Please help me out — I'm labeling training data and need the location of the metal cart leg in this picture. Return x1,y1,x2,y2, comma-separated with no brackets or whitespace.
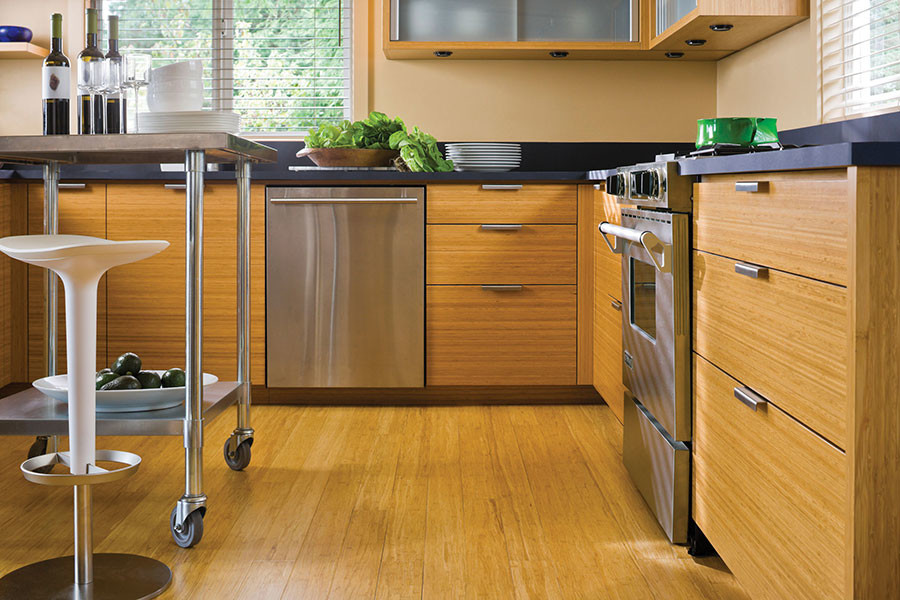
171,150,207,548
28,163,61,472
224,157,254,472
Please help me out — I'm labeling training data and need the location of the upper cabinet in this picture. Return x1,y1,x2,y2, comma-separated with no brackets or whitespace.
383,0,808,60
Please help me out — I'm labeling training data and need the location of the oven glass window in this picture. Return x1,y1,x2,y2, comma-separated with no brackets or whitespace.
630,258,657,341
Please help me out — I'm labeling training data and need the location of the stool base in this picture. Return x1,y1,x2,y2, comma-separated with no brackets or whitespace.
0,553,171,600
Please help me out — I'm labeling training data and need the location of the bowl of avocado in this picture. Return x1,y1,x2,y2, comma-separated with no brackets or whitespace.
32,352,218,412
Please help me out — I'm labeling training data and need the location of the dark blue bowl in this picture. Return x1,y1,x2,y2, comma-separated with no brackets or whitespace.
0,26,34,43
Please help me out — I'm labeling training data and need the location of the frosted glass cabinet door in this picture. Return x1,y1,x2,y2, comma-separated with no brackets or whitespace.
519,0,640,42
656,0,698,35
393,0,517,41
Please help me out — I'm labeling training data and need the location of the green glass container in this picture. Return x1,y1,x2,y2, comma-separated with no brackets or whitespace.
696,117,779,148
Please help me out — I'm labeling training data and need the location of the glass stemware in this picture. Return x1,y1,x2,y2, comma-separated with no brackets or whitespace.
123,53,151,133
77,54,106,134
104,55,126,133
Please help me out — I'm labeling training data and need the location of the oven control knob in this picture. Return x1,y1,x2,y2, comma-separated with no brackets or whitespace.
606,173,625,196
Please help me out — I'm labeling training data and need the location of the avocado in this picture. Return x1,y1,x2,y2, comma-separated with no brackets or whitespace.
100,375,141,391
95,371,118,390
111,352,142,376
136,370,162,389
161,368,186,388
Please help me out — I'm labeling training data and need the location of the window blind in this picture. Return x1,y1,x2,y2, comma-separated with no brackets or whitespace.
100,0,352,134
820,0,900,122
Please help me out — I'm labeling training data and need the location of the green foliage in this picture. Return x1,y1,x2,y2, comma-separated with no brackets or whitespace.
305,111,454,172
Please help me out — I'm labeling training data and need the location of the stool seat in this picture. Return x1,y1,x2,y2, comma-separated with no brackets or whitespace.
0,235,168,271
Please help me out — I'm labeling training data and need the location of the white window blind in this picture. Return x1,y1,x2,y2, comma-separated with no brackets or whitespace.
820,0,900,122
100,0,352,134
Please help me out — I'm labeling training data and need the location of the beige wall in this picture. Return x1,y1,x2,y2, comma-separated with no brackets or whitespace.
716,17,819,130
366,0,717,142
0,0,718,141
0,1,84,135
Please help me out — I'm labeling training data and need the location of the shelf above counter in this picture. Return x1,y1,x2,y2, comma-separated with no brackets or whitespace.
0,42,50,59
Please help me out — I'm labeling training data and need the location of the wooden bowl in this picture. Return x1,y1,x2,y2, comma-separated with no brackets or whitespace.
296,147,399,168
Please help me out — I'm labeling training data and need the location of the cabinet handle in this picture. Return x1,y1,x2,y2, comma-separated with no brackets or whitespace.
481,285,523,291
164,183,187,190
481,184,522,191
594,184,602,190
610,299,623,311
735,181,768,193
58,183,86,189
735,262,769,279
480,224,522,231
734,386,768,411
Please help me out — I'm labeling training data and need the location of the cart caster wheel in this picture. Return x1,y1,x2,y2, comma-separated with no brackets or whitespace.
170,507,204,548
27,436,54,474
224,438,252,471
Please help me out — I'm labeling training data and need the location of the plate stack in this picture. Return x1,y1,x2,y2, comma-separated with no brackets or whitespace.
138,110,241,134
445,143,522,172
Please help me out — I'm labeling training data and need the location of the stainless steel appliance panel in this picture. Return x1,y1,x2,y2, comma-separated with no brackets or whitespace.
620,208,691,441
623,395,690,543
266,187,424,387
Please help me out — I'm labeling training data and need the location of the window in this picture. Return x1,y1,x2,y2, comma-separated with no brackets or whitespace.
820,0,900,122
100,0,352,135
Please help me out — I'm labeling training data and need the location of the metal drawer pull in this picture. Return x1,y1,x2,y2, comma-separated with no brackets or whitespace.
480,224,522,231
734,386,768,411
599,221,671,274
481,184,523,191
269,198,415,204
58,183,86,189
735,262,769,279
594,184,602,190
735,181,768,193
481,285,523,291
164,183,187,190
610,299,623,311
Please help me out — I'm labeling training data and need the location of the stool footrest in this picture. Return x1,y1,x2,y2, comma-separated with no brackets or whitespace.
21,450,141,486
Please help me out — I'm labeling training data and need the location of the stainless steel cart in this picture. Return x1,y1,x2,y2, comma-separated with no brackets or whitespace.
0,134,276,548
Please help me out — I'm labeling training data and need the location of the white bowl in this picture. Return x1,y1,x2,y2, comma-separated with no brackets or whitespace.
33,371,219,413
148,89,204,112
150,78,204,94
149,59,202,82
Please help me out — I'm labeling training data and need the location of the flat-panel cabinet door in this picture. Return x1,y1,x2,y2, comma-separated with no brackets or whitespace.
593,294,626,422
105,183,239,380
27,183,107,380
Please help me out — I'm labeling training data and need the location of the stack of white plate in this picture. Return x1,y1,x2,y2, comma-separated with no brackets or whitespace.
446,143,522,172
138,110,241,134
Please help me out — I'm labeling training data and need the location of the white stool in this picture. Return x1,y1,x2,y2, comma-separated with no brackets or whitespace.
0,235,172,599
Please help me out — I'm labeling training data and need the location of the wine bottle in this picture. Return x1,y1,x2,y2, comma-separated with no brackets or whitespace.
77,8,104,134
42,13,70,135
105,15,125,134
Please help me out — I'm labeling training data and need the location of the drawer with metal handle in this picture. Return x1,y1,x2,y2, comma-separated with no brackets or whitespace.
426,224,576,285
692,250,849,447
426,184,577,224
693,353,845,600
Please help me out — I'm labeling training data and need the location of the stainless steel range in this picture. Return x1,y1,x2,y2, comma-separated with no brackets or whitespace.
599,160,692,544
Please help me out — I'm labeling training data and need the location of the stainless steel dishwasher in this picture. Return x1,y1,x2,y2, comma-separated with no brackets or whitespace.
266,186,424,387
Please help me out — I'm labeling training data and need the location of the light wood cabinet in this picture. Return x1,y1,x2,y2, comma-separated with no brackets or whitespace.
426,184,577,224
693,354,845,600
692,166,900,600
0,183,27,388
426,285,576,385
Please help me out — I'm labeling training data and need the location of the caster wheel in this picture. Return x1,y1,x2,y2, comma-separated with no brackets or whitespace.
27,436,54,474
170,507,204,548
223,438,252,471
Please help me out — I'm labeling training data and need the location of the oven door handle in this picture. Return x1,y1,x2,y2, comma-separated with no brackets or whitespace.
598,222,671,273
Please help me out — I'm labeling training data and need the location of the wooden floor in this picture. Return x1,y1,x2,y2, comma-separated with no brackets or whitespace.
0,405,749,599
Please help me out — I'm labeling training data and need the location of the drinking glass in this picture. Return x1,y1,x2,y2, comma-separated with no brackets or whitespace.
77,56,106,134
123,53,152,133
104,55,126,133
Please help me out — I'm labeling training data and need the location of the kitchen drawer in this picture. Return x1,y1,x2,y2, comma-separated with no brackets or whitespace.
693,354,846,600
426,285,576,385
593,185,623,302
426,224,575,285
593,294,626,423
693,250,848,447
427,184,577,224
693,171,850,286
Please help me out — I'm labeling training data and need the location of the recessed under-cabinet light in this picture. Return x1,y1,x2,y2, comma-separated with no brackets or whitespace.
665,52,685,58
433,50,452,58
709,24,734,32
549,51,569,58
685,39,706,46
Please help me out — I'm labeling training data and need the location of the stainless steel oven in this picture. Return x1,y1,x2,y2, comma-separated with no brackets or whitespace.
598,160,692,543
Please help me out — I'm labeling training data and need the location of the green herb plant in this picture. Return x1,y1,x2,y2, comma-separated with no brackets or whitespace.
305,111,453,173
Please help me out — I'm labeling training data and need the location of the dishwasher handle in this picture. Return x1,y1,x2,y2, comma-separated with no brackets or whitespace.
269,197,418,204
